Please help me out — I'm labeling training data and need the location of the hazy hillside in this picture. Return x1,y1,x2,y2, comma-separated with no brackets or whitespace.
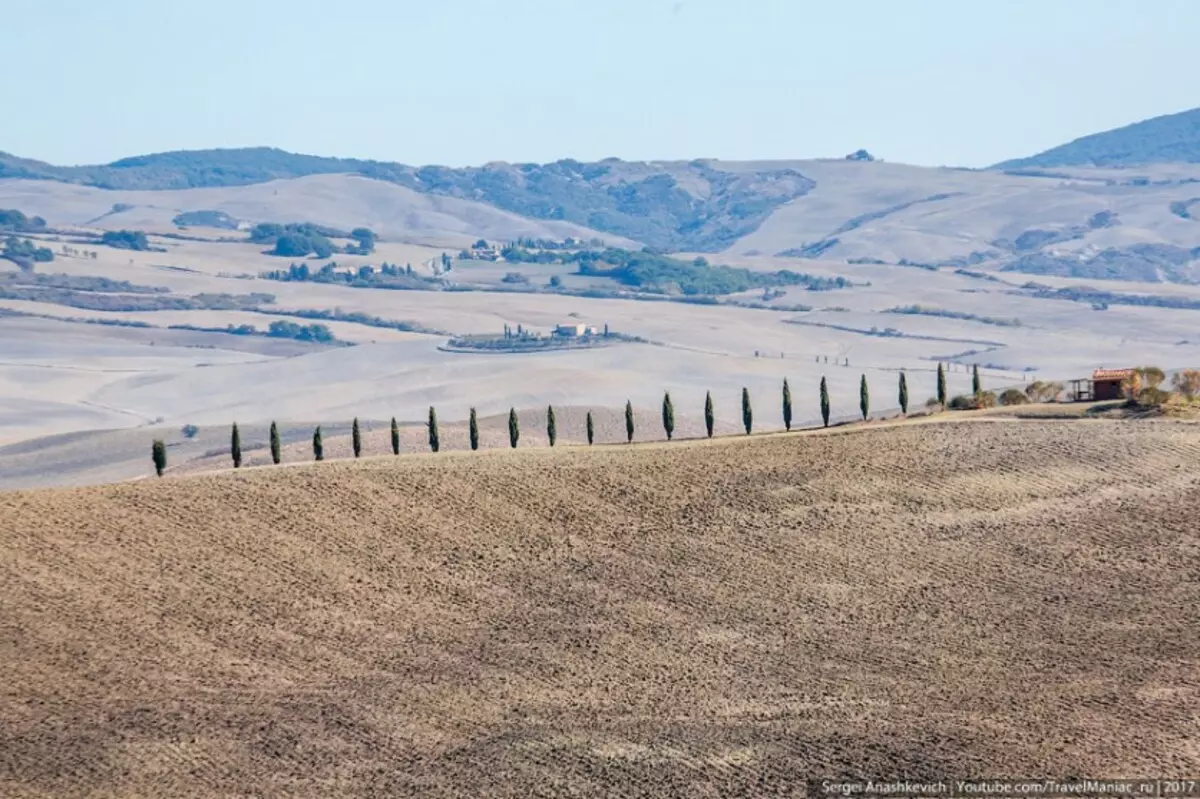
995,107,1200,169
4,131,1200,278
0,174,633,247
4,419,1198,795
0,148,814,250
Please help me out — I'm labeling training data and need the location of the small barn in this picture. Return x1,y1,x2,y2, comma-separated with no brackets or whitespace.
1072,368,1134,402
1093,368,1134,400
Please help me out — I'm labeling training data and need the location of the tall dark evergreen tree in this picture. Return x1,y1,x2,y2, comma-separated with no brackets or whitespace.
546,405,557,447
427,407,440,452
972,363,982,395
469,408,479,451
313,426,324,461
151,439,166,477
231,422,242,468
860,374,870,420
391,417,400,455
820,376,831,427
269,421,281,464
782,378,793,431
937,362,947,407
586,411,595,445
508,407,519,448
899,372,909,415
704,391,714,438
661,391,675,441
352,417,362,458
742,387,753,435
624,400,634,443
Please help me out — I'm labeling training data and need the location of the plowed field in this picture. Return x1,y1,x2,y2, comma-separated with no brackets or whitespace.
3,419,1199,797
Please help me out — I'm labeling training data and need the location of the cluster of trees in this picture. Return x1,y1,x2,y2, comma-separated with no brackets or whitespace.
172,210,239,230
59,244,100,259
151,367,974,476
1121,366,1200,407
261,261,424,288
251,223,376,258
264,320,336,342
2,236,55,268
569,247,851,295
101,230,152,251
0,209,47,233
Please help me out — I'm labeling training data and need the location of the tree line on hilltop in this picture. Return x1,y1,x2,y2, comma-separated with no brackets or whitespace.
150,366,968,475
149,364,1200,476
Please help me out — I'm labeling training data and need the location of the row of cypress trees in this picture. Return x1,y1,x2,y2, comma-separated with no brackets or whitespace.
150,365,977,475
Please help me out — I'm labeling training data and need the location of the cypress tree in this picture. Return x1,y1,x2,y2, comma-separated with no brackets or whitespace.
351,417,362,458
151,439,166,477
782,378,793,431
508,407,519,448
661,391,675,441
704,390,714,438
231,422,242,468
391,417,400,455
624,400,634,443
742,387,753,435
860,374,870,420
469,408,479,451
899,372,909,415
586,411,594,445
820,376,830,427
313,426,324,461
269,421,281,464
427,407,439,453
972,363,982,395
937,363,947,407
546,405,557,447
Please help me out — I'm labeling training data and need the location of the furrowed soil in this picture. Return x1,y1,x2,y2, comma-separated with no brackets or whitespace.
2,419,1199,797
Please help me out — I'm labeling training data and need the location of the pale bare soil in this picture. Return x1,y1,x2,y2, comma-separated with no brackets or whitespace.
2,418,1199,797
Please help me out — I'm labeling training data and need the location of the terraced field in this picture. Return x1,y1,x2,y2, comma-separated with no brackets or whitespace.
2,418,1200,797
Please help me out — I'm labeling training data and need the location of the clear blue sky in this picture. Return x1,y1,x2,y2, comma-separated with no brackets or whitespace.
3,0,1197,168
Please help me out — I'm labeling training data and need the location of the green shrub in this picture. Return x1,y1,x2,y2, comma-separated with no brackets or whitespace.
782,379,793,431
231,422,242,468
101,230,151,251
427,407,439,452
151,439,167,477
820,377,830,427
999,388,1029,406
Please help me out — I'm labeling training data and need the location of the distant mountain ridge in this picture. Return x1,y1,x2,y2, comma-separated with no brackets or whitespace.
994,107,1200,170
0,148,814,251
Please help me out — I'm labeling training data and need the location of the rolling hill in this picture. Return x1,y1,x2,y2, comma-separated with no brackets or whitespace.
3,417,1199,796
4,105,1200,282
995,107,1200,169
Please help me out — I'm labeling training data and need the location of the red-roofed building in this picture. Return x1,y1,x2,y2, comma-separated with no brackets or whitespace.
1092,368,1135,400
1071,368,1134,401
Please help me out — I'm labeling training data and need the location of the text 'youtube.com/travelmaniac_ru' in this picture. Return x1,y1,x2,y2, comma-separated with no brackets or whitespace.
809,781,1200,799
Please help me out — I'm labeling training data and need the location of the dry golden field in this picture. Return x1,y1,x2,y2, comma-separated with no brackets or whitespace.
3,418,1200,797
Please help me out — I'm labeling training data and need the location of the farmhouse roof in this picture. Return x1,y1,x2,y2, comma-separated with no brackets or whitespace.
1092,368,1135,380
